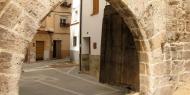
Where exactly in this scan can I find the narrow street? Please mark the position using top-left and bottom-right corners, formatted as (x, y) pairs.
(19, 60), (126, 95)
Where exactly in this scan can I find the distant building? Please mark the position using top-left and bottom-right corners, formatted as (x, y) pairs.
(26, 1), (72, 63)
(80, 0), (107, 78)
(70, 0), (81, 64)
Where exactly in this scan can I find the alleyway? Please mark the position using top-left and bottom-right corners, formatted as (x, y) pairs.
(19, 60), (126, 95)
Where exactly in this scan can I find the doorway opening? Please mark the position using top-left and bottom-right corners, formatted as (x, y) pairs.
(19, 1), (143, 95)
(53, 40), (62, 59)
(83, 37), (91, 55)
(81, 37), (91, 72)
(100, 5), (140, 92)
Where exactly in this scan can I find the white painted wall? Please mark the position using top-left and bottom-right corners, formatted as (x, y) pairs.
(70, 0), (80, 51)
(82, 37), (90, 54)
(81, 0), (107, 55)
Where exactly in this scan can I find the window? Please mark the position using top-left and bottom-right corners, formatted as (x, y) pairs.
(91, 0), (99, 16)
(60, 17), (67, 27)
(75, 10), (78, 14)
(73, 36), (77, 47)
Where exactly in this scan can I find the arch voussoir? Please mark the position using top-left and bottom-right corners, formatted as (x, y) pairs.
(0, 0), (188, 95)
(107, 0), (171, 95)
(0, 0), (64, 95)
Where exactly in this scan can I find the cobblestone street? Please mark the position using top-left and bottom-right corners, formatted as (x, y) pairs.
(19, 60), (126, 95)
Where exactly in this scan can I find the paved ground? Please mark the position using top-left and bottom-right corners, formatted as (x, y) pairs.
(19, 60), (127, 95)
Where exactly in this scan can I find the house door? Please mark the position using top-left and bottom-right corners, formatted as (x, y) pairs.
(36, 41), (44, 61)
(81, 37), (91, 72)
(53, 40), (62, 59)
(100, 5), (139, 91)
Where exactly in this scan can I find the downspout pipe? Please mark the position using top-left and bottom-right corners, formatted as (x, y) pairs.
(79, 0), (83, 71)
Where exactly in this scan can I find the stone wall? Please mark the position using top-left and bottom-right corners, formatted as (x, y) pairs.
(0, 0), (62, 95)
(29, 33), (51, 62)
(0, 0), (190, 95)
(81, 54), (90, 72)
(165, 0), (190, 94)
(81, 54), (100, 79)
(107, 0), (190, 95)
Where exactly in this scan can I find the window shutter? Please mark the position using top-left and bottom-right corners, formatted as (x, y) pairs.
(92, 0), (99, 16)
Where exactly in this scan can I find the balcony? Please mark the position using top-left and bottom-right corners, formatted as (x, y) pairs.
(60, 1), (72, 8)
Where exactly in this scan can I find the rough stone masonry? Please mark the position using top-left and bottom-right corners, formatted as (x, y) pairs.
(0, 0), (190, 95)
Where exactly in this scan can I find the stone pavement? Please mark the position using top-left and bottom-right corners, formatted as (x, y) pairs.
(19, 60), (127, 95)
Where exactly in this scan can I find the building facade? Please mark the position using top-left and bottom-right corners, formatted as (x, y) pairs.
(70, 0), (81, 64)
(26, 1), (72, 63)
(2, 0), (190, 95)
(80, 0), (107, 78)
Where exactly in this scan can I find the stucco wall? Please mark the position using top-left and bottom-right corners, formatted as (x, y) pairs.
(70, 0), (80, 63)
(28, 1), (71, 62)
(81, 0), (107, 55)
(29, 33), (51, 62)
(52, 33), (70, 58)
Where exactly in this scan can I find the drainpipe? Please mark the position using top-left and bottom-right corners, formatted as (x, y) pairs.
(79, 0), (83, 71)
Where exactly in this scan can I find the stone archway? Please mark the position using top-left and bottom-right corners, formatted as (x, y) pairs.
(0, 0), (63, 95)
(0, 0), (163, 95)
(106, 0), (171, 95)
(1, 0), (190, 95)
(101, 1), (154, 94)
(107, 0), (190, 95)
(100, 5), (140, 92)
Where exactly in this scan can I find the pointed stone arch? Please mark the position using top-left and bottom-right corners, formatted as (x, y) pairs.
(106, 1), (152, 95)
(107, 0), (167, 95)
(0, 0), (65, 95)
(0, 0), (182, 95)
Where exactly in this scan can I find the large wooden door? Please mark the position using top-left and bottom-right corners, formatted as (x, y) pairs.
(53, 40), (62, 59)
(100, 5), (139, 91)
(36, 41), (44, 61)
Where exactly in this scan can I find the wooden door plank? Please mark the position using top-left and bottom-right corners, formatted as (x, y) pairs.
(100, 5), (139, 91)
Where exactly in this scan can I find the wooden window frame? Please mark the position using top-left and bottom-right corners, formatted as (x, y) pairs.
(91, 0), (99, 16)
(73, 36), (77, 47)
